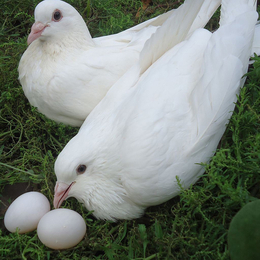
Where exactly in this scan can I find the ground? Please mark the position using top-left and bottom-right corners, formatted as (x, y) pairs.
(1, 0), (260, 259)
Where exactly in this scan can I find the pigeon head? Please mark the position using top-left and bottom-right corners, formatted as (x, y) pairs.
(27, 0), (93, 46)
(53, 127), (144, 221)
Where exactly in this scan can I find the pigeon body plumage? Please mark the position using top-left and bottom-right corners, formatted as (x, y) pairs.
(18, 0), (221, 126)
(53, 0), (258, 221)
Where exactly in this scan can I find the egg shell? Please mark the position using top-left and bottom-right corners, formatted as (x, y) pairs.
(37, 208), (86, 249)
(4, 191), (50, 233)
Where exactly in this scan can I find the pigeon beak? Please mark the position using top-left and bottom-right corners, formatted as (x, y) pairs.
(27, 22), (48, 45)
(53, 181), (75, 208)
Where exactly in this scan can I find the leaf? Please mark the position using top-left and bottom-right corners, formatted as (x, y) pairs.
(154, 220), (163, 239)
(228, 200), (260, 260)
(138, 224), (148, 257)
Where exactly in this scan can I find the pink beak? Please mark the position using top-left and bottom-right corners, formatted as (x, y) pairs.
(53, 181), (75, 208)
(27, 22), (48, 45)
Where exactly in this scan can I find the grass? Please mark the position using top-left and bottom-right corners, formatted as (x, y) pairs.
(1, 0), (260, 259)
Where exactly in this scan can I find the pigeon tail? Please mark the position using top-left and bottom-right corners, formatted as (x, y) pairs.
(189, 0), (258, 155)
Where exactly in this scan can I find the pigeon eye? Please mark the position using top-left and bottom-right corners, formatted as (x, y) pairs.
(76, 165), (87, 174)
(53, 10), (62, 21)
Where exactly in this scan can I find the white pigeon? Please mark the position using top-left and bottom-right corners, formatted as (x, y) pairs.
(54, 0), (258, 221)
(53, 0), (258, 221)
(18, 0), (221, 126)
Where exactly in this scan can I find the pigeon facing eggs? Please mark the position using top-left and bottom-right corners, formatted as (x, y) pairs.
(53, 0), (258, 221)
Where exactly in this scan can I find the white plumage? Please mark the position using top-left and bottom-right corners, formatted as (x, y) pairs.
(53, 0), (258, 221)
(18, 0), (221, 126)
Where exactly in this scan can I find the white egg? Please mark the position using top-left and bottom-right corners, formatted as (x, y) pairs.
(4, 191), (50, 233)
(37, 208), (86, 249)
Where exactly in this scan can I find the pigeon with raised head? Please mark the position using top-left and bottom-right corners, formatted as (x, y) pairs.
(18, 0), (221, 126)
